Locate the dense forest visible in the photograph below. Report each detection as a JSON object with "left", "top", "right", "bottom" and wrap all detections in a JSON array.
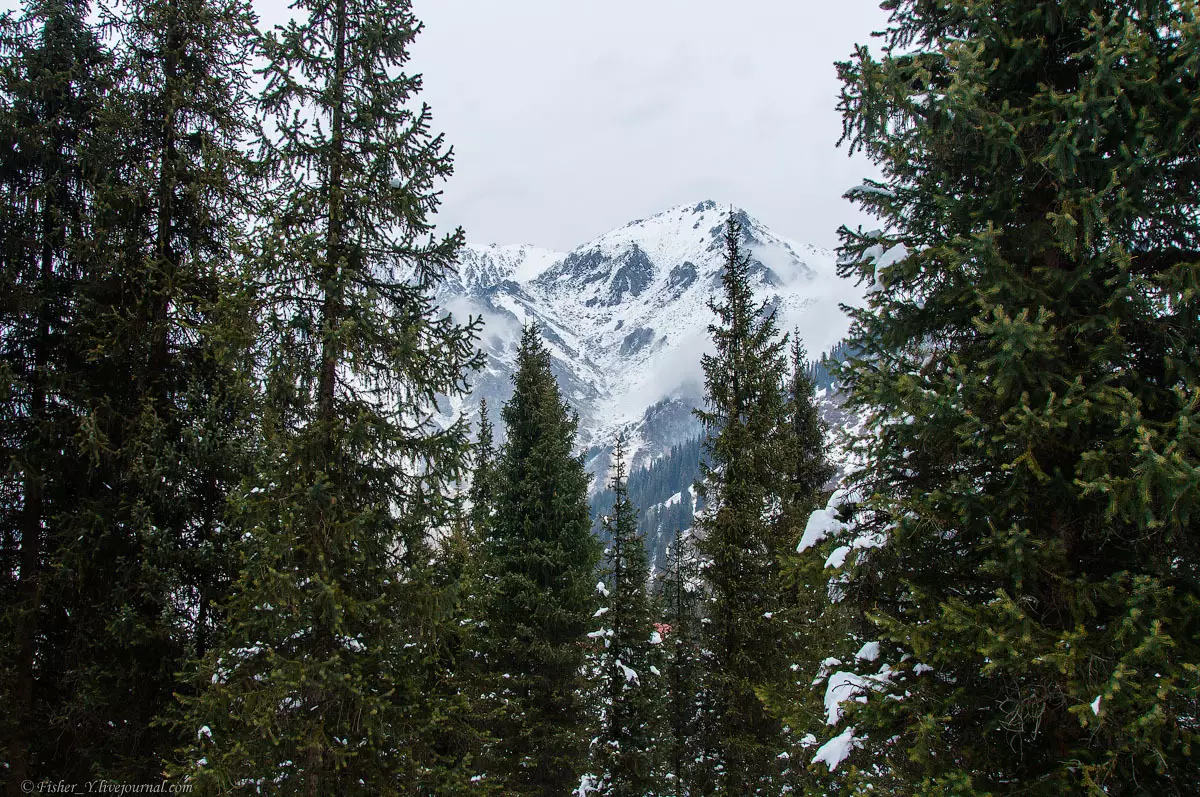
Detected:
[
  {"left": 591, "top": 436, "right": 704, "bottom": 571},
  {"left": 589, "top": 346, "right": 850, "bottom": 575},
  {"left": 2, "top": 0, "right": 1199, "bottom": 794}
]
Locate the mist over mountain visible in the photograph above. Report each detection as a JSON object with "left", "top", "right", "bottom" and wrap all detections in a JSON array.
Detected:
[{"left": 439, "top": 200, "right": 864, "bottom": 482}]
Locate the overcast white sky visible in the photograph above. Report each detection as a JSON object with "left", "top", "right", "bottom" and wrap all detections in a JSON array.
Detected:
[
  {"left": 251, "top": 0, "right": 891, "bottom": 251},
  {"left": 406, "top": 0, "right": 890, "bottom": 251},
  {"left": 6, "top": 0, "right": 890, "bottom": 251}
]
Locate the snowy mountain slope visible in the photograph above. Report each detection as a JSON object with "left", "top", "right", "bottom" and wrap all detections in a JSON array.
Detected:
[
  {"left": 442, "top": 242, "right": 563, "bottom": 294},
  {"left": 443, "top": 200, "right": 865, "bottom": 480}
]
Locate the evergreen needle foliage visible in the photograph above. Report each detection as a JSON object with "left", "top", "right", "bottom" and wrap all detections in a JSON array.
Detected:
[
  {"left": 765, "top": 337, "right": 839, "bottom": 792},
  {"left": 2, "top": 0, "right": 259, "bottom": 780},
  {"left": 781, "top": 337, "right": 836, "bottom": 517},
  {"left": 693, "top": 214, "right": 793, "bottom": 793},
  {"left": 480, "top": 324, "right": 601, "bottom": 796},
  {"left": 177, "top": 0, "right": 482, "bottom": 790},
  {"left": 658, "top": 530, "right": 704, "bottom": 797},
  {"left": 1, "top": 1, "right": 115, "bottom": 781},
  {"left": 593, "top": 435, "right": 661, "bottom": 797},
  {"left": 469, "top": 397, "right": 496, "bottom": 539},
  {"left": 815, "top": 0, "right": 1200, "bottom": 792}
]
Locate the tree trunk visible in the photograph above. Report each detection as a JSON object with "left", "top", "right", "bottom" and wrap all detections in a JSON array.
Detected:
[
  {"left": 9, "top": 190, "right": 56, "bottom": 795},
  {"left": 317, "top": 0, "right": 349, "bottom": 448}
]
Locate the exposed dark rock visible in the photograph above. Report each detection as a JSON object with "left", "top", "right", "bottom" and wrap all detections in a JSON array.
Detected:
[
  {"left": 605, "top": 244, "right": 654, "bottom": 305},
  {"left": 539, "top": 247, "right": 612, "bottom": 288},
  {"left": 707, "top": 208, "right": 762, "bottom": 250},
  {"left": 666, "top": 262, "right": 697, "bottom": 297},
  {"left": 619, "top": 327, "right": 655, "bottom": 357}
]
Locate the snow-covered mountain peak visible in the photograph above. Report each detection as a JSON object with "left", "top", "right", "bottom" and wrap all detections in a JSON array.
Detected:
[
  {"left": 532, "top": 201, "right": 824, "bottom": 308},
  {"left": 562, "top": 200, "right": 769, "bottom": 262},
  {"left": 441, "top": 201, "right": 863, "bottom": 478}
]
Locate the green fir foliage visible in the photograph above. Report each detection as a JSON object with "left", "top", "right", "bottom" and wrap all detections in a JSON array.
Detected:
[
  {"left": 2, "top": 0, "right": 259, "bottom": 782},
  {"left": 480, "top": 324, "right": 602, "bottom": 796},
  {"left": 469, "top": 397, "right": 496, "bottom": 538},
  {"left": 176, "top": 0, "right": 482, "bottom": 790},
  {"left": 692, "top": 214, "right": 793, "bottom": 793},
  {"left": 657, "top": 530, "right": 705, "bottom": 797},
  {"left": 593, "top": 435, "right": 662, "bottom": 797},
  {"left": 1, "top": 1, "right": 115, "bottom": 782},
  {"left": 809, "top": 0, "right": 1200, "bottom": 793}
]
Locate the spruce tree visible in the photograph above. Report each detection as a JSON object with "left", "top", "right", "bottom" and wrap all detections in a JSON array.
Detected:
[
  {"left": 0, "top": 0, "right": 257, "bottom": 779},
  {"left": 406, "top": 528, "right": 495, "bottom": 797},
  {"left": 63, "top": 0, "right": 259, "bottom": 777},
  {"left": 177, "top": 0, "right": 482, "bottom": 790},
  {"left": 805, "top": 0, "right": 1200, "bottom": 792},
  {"left": 414, "top": 403, "right": 499, "bottom": 796},
  {"left": 481, "top": 323, "right": 601, "bottom": 796},
  {"left": 658, "top": 530, "right": 704, "bottom": 797},
  {"left": 469, "top": 397, "right": 496, "bottom": 538},
  {"left": 780, "top": 337, "right": 835, "bottom": 521},
  {"left": 761, "top": 338, "right": 839, "bottom": 791},
  {"left": 593, "top": 435, "right": 660, "bottom": 797},
  {"left": 693, "top": 213, "right": 792, "bottom": 793},
  {"left": 0, "top": 1, "right": 112, "bottom": 784}
]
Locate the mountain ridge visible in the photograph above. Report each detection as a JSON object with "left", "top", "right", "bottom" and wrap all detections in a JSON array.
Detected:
[{"left": 438, "top": 200, "right": 863, "bottom": 479}]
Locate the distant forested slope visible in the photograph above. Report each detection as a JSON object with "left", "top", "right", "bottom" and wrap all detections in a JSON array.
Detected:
[{"left": 591, "top": 436, "right": 705, "bottom": 570}]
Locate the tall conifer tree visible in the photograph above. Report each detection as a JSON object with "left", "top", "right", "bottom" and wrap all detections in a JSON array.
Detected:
[
  {"left": 0, "top": 0, "right": 112, "bottom": 784},
  {"left": 0, "top": 0, "right": 257, "bottom": 778},
  {"left": 693, "top": 213, "right": 792, "bottom": 793},
  {"left": 780, "top": 338, "right": 834, "bottom": 521},
  {"left": 481, "top": 324, "right": 601, "bottom": 796},
  {"left": 764, "top": 338, "right": 837, "bottom": 790},
  {"left": 469, "top": 397, "right": 496, "bottom": 538},
  {"left": 811, "top": 0, "right": 1200, "bottom": 792},
  {"left": 61, "top": 0, "right": 260, "bottom": 776},
  {"left": 593, "top": 435, "right": 660, "bottom": 797},
  {"left": 658, "top": 531, "right": 704, "bottom": 797},
  {"left": 417, "top": 401, "right": 498, "bottom": 795},
  {"left": 178, "top": 0, "right": 482, "bottom": 789},
  {"left": 765, "top": 343, "right": 858, "bottom": 794}
]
